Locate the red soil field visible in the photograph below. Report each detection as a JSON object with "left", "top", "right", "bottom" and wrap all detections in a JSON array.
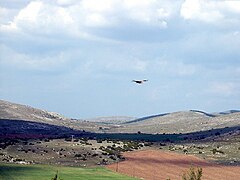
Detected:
[{"left": 107, "top": 150, "right": 240, "bottom": 180}]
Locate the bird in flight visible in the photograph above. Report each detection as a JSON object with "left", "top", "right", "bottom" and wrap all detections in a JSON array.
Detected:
[{"left": 132, "top": 79, "right": 148, "bottom": 84}]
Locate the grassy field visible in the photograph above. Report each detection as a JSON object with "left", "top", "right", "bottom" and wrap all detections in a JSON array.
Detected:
[{"left": 0, "top": 163, "right": 138, "bottom": 180}]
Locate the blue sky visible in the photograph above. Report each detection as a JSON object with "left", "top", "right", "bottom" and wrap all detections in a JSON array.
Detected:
[{"left": 0, "top": 0, "right": 240, "bottom": 118}]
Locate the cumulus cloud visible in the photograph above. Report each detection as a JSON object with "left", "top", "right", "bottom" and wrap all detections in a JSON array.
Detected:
[
  {"left": 1, "top": 0, "right": 240, "bottom": 117},
  {"left": 1, "top": 0, "right": 239, "bottom": 74},
  {"left": 1, "top": 0, "right": 240, "bottom": 42},
  {"left": 1, "top": 1, "right": 74, "bottom": 34},
  {"left": 56, "top": 0, "right": 78, "bottom": 6},
  {"left": 180, "top": 0, "right": 223, "bottom": 22},
  {"left": 0, "top": 7, "right": 18, "bottom": 24},
  {"left": 180, "top": 0, "right": 240, "bottom": 24},
  {"left": 0, "top": 0, "right": 177, "bottom": 39}
]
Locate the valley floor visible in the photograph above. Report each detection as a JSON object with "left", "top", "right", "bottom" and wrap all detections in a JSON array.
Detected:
[
  {"left": 1, "top": 135, "right": 239, "bottom": 179},
  {"left": 107, "top": 150, "right": 240, "bottom": 180},
  {"left": 0, "top": 163, "right": 137, "bottom": 180}
]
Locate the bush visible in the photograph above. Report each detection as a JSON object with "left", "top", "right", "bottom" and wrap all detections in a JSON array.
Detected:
[
  {"left": 64, "top": 138, "right": 71, "bottom": 142},
  {"left": 159, "top": 143, "right": 166, "bottom": 146},
  {"left": 81, "top": 157, "right": 87, "bottom": 161},
  {"left": 182, "top": 167, "right": 202, "bottom": 180},
  {"left": 51, "top": 171, "right": 63, "bottom": 180},
  {"left": 15, "top": 158, "right": 23, "bottom": 161},
  {"left": 211, "top": 148, "right": 224, "bottom": 154},
  {"left": 109, "top": 155, "right": 117, "bottom": 160},
  {"left": 215, "top": 132, "right": 220, "bottom": 136},
  {"left": 74, "top": 154, "right": 82, "bottom": 157}
]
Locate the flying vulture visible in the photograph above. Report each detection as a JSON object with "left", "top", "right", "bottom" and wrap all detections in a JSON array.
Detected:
[{"left": 132, "top": 79, "right": 148, "bottom": 84}]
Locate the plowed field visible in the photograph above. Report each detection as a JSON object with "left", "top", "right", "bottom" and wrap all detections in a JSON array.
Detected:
[{"left": 107, "top": 150, "right": 240, "bottom": 180}]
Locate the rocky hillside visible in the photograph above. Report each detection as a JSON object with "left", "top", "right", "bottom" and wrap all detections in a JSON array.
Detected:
[
  {"left": 86, "top": 116, "right": 135, "bottom": 124},
  {"left": 0, "top": 100, "right": 101, "bottom": 133},
  {"left": 0, "top": 100, "right": 67, "bottom": 122},
  {"left": 1, "top": 99, "right": 239, "bottom": 135},
  {"left": 103, "top": 110, "right": 240, "bottom": 134}
]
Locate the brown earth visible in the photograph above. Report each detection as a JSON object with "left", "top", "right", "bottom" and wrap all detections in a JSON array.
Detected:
[{"left": 106, "top": 150, "right": 240, "bottom": 180}]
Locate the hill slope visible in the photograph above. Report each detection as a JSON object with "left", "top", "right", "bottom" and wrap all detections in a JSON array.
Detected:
[
  {"left": 0, "top": 100, "right": 102, "bottom": 133},
  {"left": 0, "top": 100, "right": 67, "bottom": 123},
  {"left": 1, "top": 99, "right": 239, "bottom": 135},
  {"left": 86, "top": 116, "right": 135, "bottom": 124},
  {"left": 105, "top": 111, "right": 240, "bottom": 134}
]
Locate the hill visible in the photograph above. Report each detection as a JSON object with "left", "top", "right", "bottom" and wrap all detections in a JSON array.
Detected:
[
  {"left": 0, "top": 99, "right": 67, "bottom": 123},
  {"left": 86, "top": 116, "right": 135, "bottom": 124},
  {"left": 0, "top": 99, "right": 239, "bottom": 135},
  {"left": 103, "top": 110, "right": 240, "bottom": 134},
  {"left": 0, "top": 100, "right": 239, "bottom": 168},
  {"left": 0, "top": 100, "right": 102, "bottom": 136}
]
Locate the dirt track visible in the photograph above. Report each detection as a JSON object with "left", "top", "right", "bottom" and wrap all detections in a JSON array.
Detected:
[{"left": 107, "top": 150, "right": 240, "bottom": 180}]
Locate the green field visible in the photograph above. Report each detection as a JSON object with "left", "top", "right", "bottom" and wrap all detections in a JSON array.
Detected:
[{"left": 0, "top": 164, "right": 137, "bottom": 180}]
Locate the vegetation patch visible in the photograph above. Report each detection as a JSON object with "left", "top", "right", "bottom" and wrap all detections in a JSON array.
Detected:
[{"left": 0, "top": 163, "right": 137, "bottom": 180}]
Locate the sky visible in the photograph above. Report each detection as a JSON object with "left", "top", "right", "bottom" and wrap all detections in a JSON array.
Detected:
[{"left": 0, "top": 0, "right": 240, "bottom": 119}]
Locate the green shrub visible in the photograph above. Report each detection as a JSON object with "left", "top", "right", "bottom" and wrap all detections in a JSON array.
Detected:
[
  {"left": 74, "top": 154, "right": 82, "bottom": 157},
  {"left": 51, "top": 171, "right": 63, "bottom": 180},
  {"left": 182, "top": 167, "right": 202, "bottom": 180},
  {"left": 211, "top": 148, "right": 224, "bottom": 154}
]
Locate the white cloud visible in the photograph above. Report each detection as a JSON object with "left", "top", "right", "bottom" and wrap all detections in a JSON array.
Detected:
[
  {"left": 81, "top": 0, "right": 115, "bottom": 13},
  {"left": 87, "top": 57, "right": 148, "bottom": 73},
  {"left": 106, "top": 58, "right": 148, "bottom": 72},
  {"left": 153, "top": 59, "right": 198, "bottom": 76},
  {"left": 0, "top": 44, "right": 68, "bottom": 71},
  {"left": 17, "top": 1, "right": 42, "bottom": 23},
  {"left": 180, "top": 0, "right": 223, "bottom": 23},
  {"left": 56, "top": 0, "right": 78, "bottom": 6},
  {"left": 122, "top": 0, "right": 173, "bottom": 28},
  {"left": 81, "top": 55, "right": 197, "bottom": 76},
  {"left": 0, "top": 6, "right": 21, "bottom": 32},
  {"left": 1, "top": 0, "right": 176, "bottom": 39},
  {"left": 84, "top": 13, "right": 110, "bottom": 27},
  {"left": 1, "top": 0, "right": 240, "bottom": 44},
  {"left": 14, "top": 1, "right": 74, "bottom": 33},
  {"left": 180, "top": 0, "right": 240, "bottom": 24},
  {"left": 225, "top": 1, "right": 240, "bottom": 14},
  {"left": 123, "top": 0, "right": 155, "bottom": 9},
  {"left": 208, "top": 82, "right": 239, "bottom": 96},
  {"left": 0, "top": 7, "right": 18, "bottom": 24},
  {"left": 0, "top": 1, "right": 239, "bottom": 74}
]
